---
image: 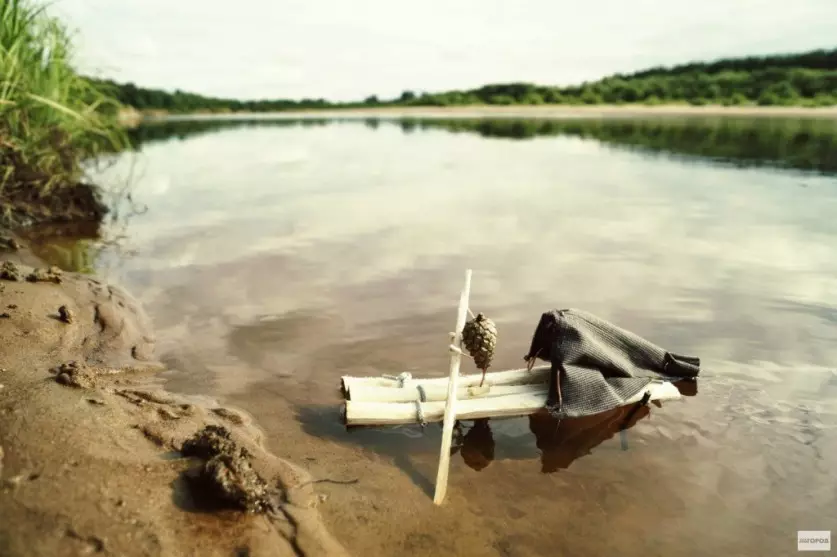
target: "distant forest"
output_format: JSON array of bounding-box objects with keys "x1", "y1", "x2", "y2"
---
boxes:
[{"x1": 90, "y1": 47, "x2": 837, "y2": 113}]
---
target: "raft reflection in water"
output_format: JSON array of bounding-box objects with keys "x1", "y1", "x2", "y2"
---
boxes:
[{"x1": 452, "y1": 379, "x2": 698, "y2": 473}]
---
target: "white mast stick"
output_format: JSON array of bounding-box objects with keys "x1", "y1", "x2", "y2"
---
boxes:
[{"x1": 433, "y1": 269, "x2": 472, "y2": 505}]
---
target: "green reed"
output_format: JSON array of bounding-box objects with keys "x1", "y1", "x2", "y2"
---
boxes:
[{"x1": 0, "y1": 0, "x2": 126, "y2": 201}]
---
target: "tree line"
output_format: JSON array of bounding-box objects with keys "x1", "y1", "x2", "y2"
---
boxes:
[{"x1": 89, "y1": 47, "x2": 837, "y2": 114}]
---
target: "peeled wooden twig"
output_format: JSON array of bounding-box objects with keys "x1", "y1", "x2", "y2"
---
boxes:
[
  {"x1": 347, "y1": 382, "x2": 543, "y2": 403},
  {"x1": 341, "y1": 364, "x2": 551, "y2": 398},
  {"x1": 433, "y1": 269, "x2": 471, "y2": 505}
]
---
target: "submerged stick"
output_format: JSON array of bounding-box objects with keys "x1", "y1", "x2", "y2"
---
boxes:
[{"x1": 433, "y1": 269, "x2": 472, "y2": 505}]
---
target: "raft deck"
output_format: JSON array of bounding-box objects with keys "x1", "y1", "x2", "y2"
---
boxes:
[{"x1": 341, "y1": 365, "x2": 682, "y2": 426}]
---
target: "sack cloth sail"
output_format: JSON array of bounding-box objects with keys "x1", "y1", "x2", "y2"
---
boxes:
[{"x1": 523, "y1": 309, "x2": 701, "y2": 418}]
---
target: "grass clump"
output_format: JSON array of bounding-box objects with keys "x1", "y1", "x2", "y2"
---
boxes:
[{"x1": 0, "y1": 0, "x2": 126, "y2": 227}]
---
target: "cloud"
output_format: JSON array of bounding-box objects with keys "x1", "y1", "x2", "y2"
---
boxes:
[{"x1": 52, "y1": 0, "x2": 837, "y2": 99}]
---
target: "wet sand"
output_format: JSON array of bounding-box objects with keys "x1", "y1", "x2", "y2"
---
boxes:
[{"x1": 0, "y1": 234, "x2": 348, "y2": 557}]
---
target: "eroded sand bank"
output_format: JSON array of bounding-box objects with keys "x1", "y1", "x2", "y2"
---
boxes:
[{"x1": 0, "y1": 233, "x2": 348, "y2": 557}]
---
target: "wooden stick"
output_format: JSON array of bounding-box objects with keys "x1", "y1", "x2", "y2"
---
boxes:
[
  {"x1": 341, "y1": 364, "x2": 551, "y2": 397},
  {"x1": 344, "y1": 381, "x2": 682, "y2": 426},
  {"x1": 347, "y1": 382, "x2": 540, "y2": 403},
  {"x1": 433, "y1": 269, "x2": 472, "y2": 505}
]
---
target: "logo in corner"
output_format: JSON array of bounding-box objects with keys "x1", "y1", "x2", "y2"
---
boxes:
[{"x1": 798, "y1": 531, "x2": 831, "y2": 552}]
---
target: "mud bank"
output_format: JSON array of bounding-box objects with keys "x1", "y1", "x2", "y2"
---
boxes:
[
  {"x1": 0, "y1": 233, "x2": 349, "y2": 557},
  {"x1": 0, "y1": 174, "x2": 109, "y2": 231}
]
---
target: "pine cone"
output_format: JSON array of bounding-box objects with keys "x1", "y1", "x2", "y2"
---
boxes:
[{"x1": 461, "y1": 313, "x2": 497, "y2": 371}]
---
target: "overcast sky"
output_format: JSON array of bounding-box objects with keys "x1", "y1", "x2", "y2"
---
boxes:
[{"x1": 53, "y1": 0, "x2": 836, "y2": 102}]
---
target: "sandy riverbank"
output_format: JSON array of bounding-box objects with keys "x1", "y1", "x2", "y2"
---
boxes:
[
  {"x1": 0, "y1": 232, "x2": 348, "y2": 557},
  {"x1": 146, "y1": 103, "x2": 837, "y2": 123}
]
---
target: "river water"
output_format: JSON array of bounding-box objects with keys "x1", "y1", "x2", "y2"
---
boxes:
[{"x1": 28, "y1": 114, "x2": 837, "y2": 556}]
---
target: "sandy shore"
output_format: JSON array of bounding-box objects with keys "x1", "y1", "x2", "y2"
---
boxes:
[
  {"x1": 151, "y1": 103, "x2": 837, "y2": 123},
  {"x1": 0, "y1": 232, "x2": 348, "y2": 557}
]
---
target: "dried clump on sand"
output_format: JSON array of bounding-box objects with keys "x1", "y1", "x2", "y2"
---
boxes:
[
  {"x1": 182, "y1": 425, "x2": 275, "y2": 513},
  {"x1": 0, "y1": 233, "x2": 21, "y2": 252},
  {"x1": 1, "y1": 260, "x2": 23, "y2": 281},
  {"x1": 26, "y1": 265, "x2": 63, "y2": 284},
  {"x1": 53, "y1": 360, "x2": 98, "y2": 388},
  {"x1": 0, "y1": 243, "x2": 349, "y2": 557}
]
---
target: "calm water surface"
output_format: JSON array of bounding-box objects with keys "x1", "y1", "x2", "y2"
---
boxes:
[{"x1": 30, "y1": 116, "x2": 837, "y2": 556}]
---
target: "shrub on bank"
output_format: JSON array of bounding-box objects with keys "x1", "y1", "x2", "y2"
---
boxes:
[{"x1": 0, "y1": 0, "x2": 125, "y2": 227}]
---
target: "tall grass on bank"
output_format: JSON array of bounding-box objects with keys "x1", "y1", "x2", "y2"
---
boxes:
[{"x1": 0, "y1": 0, "x2": 126, "y2": 225}]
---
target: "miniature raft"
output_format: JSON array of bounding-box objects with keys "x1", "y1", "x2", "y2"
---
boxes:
[{"x1": 338, "y1": 270, "x2": 686, "y2": 505}]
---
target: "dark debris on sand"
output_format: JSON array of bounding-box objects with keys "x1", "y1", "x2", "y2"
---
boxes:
[
  {"x1": 57, "y1": 305, "x2": 74, "y2": 324},
  {"x1": 0, "y1": 235, "x2": 20, "y2": 252},
  {"x1": 26, "y1": 266, "x2": 63, "y2": 284},
  {"x1": 53, "y1": 361, "x2": 97, "y2": 389},
  {"x1": 0, "y1": 261, "x2": 64, "y2": 284},
  {"x1": 0, "y1": 261, "x2": 22, "y2": 282},
  {"x1": 181, "y1": 425, "x2": 276, "y2": 514}
]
